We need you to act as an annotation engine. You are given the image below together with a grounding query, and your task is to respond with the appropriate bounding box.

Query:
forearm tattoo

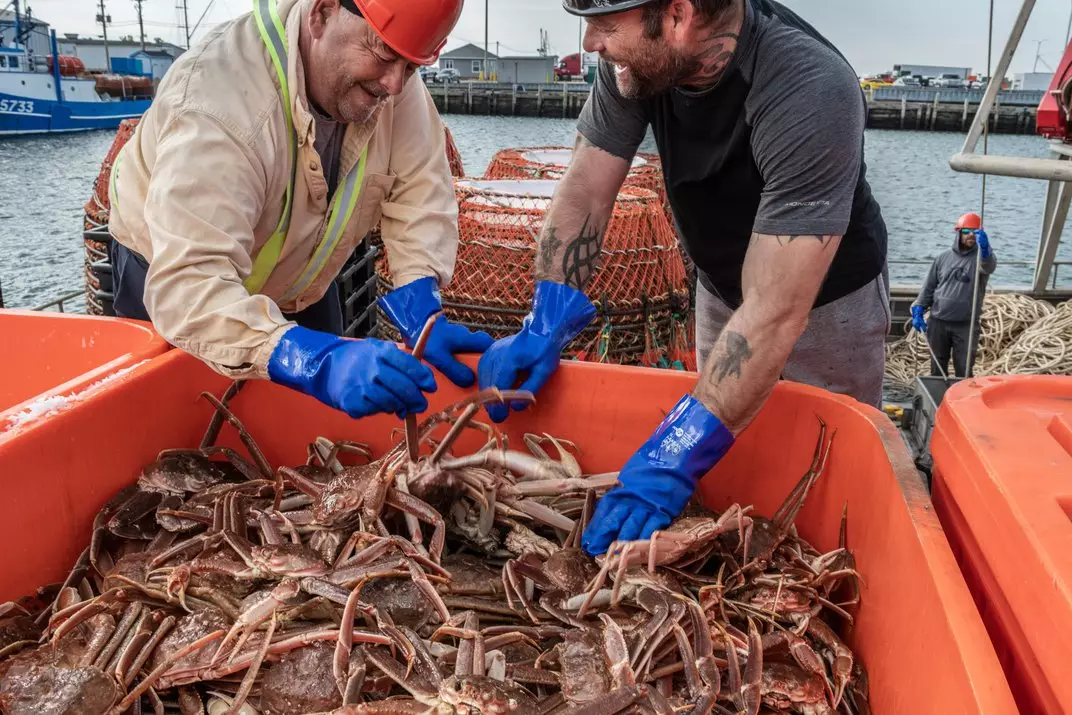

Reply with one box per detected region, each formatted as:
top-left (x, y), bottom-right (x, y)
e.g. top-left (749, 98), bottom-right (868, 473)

top-left (711, 331), bottom-right (753, 385)
top-left (561, 215), bottom-right (603, 290)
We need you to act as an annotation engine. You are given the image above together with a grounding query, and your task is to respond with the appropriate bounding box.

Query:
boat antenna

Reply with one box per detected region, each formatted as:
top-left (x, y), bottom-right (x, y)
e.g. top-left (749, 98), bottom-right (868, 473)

top-left (967, 0), bottom-right (996, 378)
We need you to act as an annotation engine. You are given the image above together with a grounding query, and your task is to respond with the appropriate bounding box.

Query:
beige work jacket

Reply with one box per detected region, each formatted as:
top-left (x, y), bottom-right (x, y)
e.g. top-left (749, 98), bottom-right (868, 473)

top-left (109, 0), bottom-right (457, 379)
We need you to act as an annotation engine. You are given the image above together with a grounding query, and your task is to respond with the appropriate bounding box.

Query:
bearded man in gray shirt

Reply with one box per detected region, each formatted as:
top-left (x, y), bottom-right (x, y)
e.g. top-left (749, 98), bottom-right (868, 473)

top-left (478, 0), bottom-right (891, 554)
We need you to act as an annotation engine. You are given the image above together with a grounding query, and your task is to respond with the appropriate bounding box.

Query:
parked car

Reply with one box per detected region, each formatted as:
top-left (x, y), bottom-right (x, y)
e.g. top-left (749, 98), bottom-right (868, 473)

top-left (420, 67), bottom-right (438, 84)
top-left (893, 76), bottom-right (922, 87)
top-left (436, 68), bottom-right (460, 84)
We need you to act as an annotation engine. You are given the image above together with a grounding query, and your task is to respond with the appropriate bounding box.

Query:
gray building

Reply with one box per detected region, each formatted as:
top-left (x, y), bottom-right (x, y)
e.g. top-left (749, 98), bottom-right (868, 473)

top-left (0, 10), bottom-right (51, 57)
top-left (438, 43), bottom-right (497, 79)
top-left (58, 34), bottom-right (185, 74)
top-left (497, 55), bottom-right (557, 85)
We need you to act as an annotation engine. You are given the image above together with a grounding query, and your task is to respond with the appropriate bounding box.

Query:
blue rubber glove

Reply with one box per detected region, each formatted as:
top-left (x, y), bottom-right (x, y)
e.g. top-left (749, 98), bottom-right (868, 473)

top-left (477, 281), bottom-right (597, 423)
top-left (268, 326), bottom-right (437, 419)
top-left (975, 229), bottom-right (992, 260)
top-left (581, 394), bottom-right (735, 557)
top-left (378, 276), bottom-right (494, 388)
top-left (911, 305), bottom-right (927, 333)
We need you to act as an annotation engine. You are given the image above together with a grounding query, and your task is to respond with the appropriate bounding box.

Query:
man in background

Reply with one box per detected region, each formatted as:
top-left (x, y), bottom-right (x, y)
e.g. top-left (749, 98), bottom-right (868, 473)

top-left (912, 212), bottom-right (998, 378)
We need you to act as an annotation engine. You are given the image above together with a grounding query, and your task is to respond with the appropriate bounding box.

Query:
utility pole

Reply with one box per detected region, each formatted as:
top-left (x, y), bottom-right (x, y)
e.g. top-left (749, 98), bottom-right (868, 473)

top-left (133, 0), bottom-right (146, 51)
top-left (96, 0), bottom-right (112, 69)
top-left (483, 0), bottom-right (488, 81)
top-left (179, 0), bottom-right (191, 49)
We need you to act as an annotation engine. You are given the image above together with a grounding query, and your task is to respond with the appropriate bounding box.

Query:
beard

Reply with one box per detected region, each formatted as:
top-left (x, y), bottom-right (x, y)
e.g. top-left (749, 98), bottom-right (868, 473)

top-left (609, 44), bottom-right (702, 100)
top-left (334, 77), bottom-right (388, 124)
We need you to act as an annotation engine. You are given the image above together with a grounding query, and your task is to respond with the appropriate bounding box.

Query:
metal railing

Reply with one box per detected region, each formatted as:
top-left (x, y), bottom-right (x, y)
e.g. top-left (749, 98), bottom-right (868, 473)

top-left (31, 290), bottom-right (83, 313)
top-left (887, 258), bottom-right (1072, 290)
top-left (870, 86), bottom-right (1045, 106)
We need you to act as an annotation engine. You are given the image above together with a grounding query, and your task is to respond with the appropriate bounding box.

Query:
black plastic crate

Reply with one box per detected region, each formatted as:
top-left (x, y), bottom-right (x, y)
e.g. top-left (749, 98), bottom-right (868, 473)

top-left (336, 238), bottom-right (380, 339)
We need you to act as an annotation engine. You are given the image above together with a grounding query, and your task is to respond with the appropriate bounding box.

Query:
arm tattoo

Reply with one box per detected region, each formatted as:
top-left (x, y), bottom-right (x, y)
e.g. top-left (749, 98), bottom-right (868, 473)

top-left (537, 225), bottom-right (562, 279)
top-left (773, 234), bottom-right (835, 247)
top-left (711, 331), bottom-right (753, 384)
top-left (560, 215), bottom-right (604, 290)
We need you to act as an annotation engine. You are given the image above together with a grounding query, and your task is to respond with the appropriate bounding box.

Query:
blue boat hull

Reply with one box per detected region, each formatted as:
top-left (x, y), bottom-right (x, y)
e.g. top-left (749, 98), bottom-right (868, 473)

top-left (0, 93), bottom-right (151, 135)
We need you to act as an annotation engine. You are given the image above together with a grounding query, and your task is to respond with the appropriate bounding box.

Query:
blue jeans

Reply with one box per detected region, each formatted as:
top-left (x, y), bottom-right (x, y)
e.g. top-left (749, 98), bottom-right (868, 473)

top-left (108, 240), bottom-right (343, 335)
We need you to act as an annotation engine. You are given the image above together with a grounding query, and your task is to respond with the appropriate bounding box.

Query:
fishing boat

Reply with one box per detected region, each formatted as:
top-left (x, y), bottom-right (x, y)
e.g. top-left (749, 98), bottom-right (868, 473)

top-left (0, 29), bottom-right (152, 136)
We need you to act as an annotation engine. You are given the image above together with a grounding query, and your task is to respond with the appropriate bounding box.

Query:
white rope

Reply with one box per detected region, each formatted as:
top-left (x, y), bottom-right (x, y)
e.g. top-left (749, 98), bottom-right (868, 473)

top-left (885, 293), bottom-right (1064, 393)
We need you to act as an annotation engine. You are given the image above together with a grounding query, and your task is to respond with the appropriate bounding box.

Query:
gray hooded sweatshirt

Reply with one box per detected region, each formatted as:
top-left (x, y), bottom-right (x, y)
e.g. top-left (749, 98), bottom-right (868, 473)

top-left (913, 234), bottom-right (998, 323)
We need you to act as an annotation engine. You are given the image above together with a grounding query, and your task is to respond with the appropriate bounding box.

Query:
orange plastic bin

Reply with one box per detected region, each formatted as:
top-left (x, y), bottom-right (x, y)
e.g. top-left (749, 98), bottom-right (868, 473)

top-left (0, 310), bottom-right (169, 438)
top-left (931, 375), bottom-right (1072, 714)
top-left (0, 351), bottom-right (1017, 714)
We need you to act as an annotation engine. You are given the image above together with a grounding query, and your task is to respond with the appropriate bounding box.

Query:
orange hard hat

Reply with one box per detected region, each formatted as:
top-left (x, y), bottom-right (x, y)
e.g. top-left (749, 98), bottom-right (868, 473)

top-left (956, 212), bottom-right (983, 231)
top-left (350, 0), bottom-right (462, 66)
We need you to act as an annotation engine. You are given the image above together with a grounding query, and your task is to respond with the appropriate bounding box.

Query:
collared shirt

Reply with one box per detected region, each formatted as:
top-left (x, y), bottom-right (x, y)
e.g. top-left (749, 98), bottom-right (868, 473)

top-left (109, 0), bottom-right (458, 379)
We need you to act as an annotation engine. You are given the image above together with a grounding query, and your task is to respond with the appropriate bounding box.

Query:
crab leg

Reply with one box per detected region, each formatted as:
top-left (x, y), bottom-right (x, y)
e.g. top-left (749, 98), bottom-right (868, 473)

top-left (405, 314), bottom-right (440, 463)
top-left (123, 613), bottom-right (177, 688)
top-left (112, 629), bottom-right (226, 714)
top-left (48, 588), bottom-right (126, 645)
top-left (384, 487), bottom-right (446, 561)
top-left (95, 601), bottom-right (145, 670)
top-left (225, 616), bottom-right (276, 715)
top-left (212, 578), bottom-right (300, 665)
top-left (199, 379), bottom-right (246, 449)
top-left (335, 582), bottom-right (364, 697)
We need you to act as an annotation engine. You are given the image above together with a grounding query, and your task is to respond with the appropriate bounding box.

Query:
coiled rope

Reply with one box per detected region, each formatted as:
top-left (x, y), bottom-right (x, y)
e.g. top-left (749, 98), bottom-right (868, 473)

top-left (884, 293), bottom-right (1068, 394)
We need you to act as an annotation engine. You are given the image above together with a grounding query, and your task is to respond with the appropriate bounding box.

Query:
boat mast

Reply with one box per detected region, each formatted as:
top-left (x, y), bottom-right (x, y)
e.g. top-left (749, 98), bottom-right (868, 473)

top-left (12, 0), bottom-right (21, 50)
top-left (49, 29), bottom-right (62, 105)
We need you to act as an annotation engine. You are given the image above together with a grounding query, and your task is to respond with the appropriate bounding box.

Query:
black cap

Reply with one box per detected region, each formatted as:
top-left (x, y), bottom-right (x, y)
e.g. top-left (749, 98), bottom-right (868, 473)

top-left (339, 0), bottom-right (364, 17)
top-left (562, 0), bottom-right (659, 17)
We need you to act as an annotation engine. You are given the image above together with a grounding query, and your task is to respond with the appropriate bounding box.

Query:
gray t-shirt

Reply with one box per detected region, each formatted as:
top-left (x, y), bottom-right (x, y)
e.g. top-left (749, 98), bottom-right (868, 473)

top-left (577, 0), bottom-right (886, 308)
top-left (312, 110), bottom-right (345, 196)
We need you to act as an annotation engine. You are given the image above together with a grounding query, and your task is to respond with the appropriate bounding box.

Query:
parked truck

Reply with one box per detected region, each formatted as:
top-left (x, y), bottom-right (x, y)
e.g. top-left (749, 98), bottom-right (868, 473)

top-left (556, 52), bottom-right (598, 83)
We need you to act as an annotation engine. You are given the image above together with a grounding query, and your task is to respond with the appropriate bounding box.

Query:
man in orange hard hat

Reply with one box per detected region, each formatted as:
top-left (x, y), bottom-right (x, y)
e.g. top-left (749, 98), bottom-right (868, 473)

top-left (911, 212), bottom-right (998, 378)
top-left (108, 0), bottom-right (495, 421)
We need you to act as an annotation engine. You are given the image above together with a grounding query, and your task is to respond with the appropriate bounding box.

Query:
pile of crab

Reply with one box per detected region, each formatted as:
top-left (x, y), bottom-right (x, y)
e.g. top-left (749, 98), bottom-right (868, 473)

top-left (0, 381), bottom-right (868, 715)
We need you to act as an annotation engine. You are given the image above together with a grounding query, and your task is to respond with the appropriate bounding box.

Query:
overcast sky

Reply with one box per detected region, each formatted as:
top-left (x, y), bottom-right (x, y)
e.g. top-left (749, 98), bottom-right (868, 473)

top-left (26, 0), bottom-right (1072, 77)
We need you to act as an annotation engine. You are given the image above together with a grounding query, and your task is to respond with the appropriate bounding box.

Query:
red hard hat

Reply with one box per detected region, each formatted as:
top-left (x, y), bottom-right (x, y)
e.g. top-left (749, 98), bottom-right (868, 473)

top-left (352, 0), bottom-right (463, 66)
top-left (956, 212), bottom-right (983, 231)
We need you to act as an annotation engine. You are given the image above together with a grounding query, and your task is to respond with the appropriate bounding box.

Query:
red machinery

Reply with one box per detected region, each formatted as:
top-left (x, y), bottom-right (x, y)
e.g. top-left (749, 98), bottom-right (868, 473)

top-left (1037, 40), bottom-right (1072, 141)
top-left (45, 55), bottom-right (85, 77)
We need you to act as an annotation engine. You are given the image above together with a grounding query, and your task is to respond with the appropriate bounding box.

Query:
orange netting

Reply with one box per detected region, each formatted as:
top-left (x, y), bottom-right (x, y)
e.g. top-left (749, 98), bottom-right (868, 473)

top-left (445, 124), bottom-right (465, 178)
top-left (83, 118), bottom-right (140, 315)
top-left (484, 146), bottom-right (690, 280)
top-left (375, 179), bottom-right (695, 370)
top-left (84, 118), bottom-right (140, 231)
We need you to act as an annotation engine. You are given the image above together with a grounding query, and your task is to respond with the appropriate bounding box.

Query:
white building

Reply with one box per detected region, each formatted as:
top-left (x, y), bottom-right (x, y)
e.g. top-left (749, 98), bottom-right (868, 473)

top-left (1013, 72), bottom-right (1053, 91)
top-left (132, 49), bottom-right (178, 81)
top-left (57, 35), bottom-right (184, 75)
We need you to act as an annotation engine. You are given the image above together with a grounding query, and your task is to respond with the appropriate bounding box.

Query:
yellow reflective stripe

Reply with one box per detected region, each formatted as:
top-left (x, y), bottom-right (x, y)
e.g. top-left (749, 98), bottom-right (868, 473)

top-left (108, 144), bottom-right (122, 212)
top-left (245, 0), bottom-right (297, 295)
top-left (281, 147), bottom-right (368, 302)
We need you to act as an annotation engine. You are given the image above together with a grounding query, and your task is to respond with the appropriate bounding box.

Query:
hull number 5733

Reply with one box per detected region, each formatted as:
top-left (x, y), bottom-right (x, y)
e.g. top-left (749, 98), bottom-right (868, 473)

top-left (0, 99), bottom-right (35, 114)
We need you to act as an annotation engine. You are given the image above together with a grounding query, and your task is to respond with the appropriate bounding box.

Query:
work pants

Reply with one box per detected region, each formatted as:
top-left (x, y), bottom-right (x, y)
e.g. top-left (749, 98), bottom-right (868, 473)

top-left (109, 239), bottom-right (344, 335)
top-left (926, 317), bottom-right (978, 379)
top-left (694, 267), bottom-right (891, 410)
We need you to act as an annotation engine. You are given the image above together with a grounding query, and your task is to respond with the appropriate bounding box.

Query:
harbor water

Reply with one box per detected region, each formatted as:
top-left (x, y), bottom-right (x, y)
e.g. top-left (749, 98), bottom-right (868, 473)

top-left (1, 116), bottom-right (1070, 311)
